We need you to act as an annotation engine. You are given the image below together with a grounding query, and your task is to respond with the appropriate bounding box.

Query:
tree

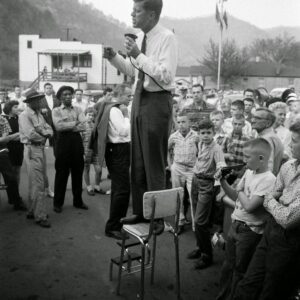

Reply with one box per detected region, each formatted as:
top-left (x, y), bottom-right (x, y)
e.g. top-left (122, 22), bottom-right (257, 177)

top-left (201, 39), bottom-right (249, 86)
top-left (250, 33), bottom-right (298, 72)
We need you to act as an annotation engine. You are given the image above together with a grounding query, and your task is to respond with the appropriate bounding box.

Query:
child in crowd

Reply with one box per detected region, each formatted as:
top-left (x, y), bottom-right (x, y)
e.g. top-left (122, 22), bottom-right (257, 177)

top-left (187, 119), bottom-right (226, 269)
top-left (286, 95), bottom-right (300, 127)
top-left (82, 107), bottom-right (102, 195)
top-left (243, 97), bottom-right (255, 123)
top-left (216, 138), bottom-right (276, 300)
top-left (223, 113), bottom-right (250, 167)
top-left (223, 100), bottom-right (253, 138)
top-left (168, 113), bottom-right (199, 234)
top-left (210, 110), bottom-right (227, 146)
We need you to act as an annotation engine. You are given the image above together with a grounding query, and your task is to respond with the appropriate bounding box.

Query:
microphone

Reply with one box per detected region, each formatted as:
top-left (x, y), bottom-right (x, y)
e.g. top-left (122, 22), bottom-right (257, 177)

top-left (124, 33), bottom-right (138, 41)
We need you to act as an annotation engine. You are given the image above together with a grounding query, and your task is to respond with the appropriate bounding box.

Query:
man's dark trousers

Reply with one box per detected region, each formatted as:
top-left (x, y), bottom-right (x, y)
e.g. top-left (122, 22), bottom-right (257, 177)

top-left (0, 152), bottom-right (22, 205)
top-left (105, 142), bottom-right (130, 232)
top-left (131, 89), bottom-right (173, 216)
top-left (233, 216), bottom-right (300, 300)
top-left (54, 132), bottom-right (84, 208)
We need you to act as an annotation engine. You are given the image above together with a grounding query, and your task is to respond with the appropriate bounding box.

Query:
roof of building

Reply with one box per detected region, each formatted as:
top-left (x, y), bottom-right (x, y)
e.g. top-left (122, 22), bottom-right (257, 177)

top-left (38, 49), bottom-right (90, 56)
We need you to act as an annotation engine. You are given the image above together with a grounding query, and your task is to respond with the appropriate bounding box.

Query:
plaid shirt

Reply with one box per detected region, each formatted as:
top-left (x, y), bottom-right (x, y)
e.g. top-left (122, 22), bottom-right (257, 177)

top-left (0, 115), bottom-right (11, 150)
top-left (222, 132), bottom-right (250, 166)
top-left (214, 129), bottom-right (227, 147)
top-left (168, 129), bottom-right (199, 167)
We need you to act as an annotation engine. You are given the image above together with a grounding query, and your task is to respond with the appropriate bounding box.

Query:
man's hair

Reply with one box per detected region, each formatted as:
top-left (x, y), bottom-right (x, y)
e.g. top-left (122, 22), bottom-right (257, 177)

top-left (233, 112), bottom-right (245, 121)
top-left (243, 97), bottom-right (254, 104)
top-left (198, 119), bottom-right (214, 131)
top-left (289, 119), bottom-right (300, 135)
top-left (85, 107), bottom-right (97, 116)
top-left (210, 110), bottom-right (224, 119)
top-left (74, 89), bottom-right (83, 94)
top-left (256, 107), bottom-right (276, 126)
top-left (44, 82), bottom-right (52, 89)
top-left (134, 0), bottom-right (163, 20)
top-left (231, 100), bottom-right (245, 111)
top-left (244, 138), bottom-right (271, 160)
top-left (192, 83), bottom-right (204, 92)
top-left (103, 87), bottom-right (113, 95)
top-left (14, 85), bottom-right (20, 89)
top-left (243, 88), bottom-right (255, 96)
top-left (3, 100), bottom-right (19, 115)
top-left (268, 102), bottom-right (287, 112)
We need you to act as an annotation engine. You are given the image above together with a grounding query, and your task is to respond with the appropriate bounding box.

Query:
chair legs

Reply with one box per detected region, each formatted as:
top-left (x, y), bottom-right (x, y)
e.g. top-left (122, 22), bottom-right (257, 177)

top-left (150, 234), bottom-right (157, 285)
top-left (174, 233), bottom-right (181, 300)
top-left (139, 243), bottom-right (146, 300)
top-left (116, 236), bottom-right (126, 295)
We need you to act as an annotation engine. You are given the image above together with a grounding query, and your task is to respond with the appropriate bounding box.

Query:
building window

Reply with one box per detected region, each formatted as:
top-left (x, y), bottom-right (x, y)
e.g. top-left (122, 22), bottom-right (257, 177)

top-left (27, 40), bottom-right (32, 48)
top-left (117, 69), bottom-right (121, 76)
top-left (243, 77), bottom-right (248, 81)
top-left (72, 54), bottom-right (92, 68)
top-left (52, 56), bottom-right (63, 69)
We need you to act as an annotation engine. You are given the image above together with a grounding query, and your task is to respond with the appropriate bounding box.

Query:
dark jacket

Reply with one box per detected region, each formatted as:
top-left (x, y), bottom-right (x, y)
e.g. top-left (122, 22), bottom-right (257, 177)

top-left (40, 95), bottom-right (60, 127)
top-left (89, 101), bottom-right (120, 166)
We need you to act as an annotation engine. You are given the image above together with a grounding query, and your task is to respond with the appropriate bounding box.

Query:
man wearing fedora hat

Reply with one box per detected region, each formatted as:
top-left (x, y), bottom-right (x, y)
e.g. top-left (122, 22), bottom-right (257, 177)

top-left (19, 90), bottom-right (53, 227)
top-left (52, 85), bottom-right (88, 212)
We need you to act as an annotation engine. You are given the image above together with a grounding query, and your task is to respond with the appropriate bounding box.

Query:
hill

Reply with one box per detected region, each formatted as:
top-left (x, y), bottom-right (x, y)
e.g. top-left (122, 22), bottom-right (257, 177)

top-left (1, 0), bottom-right (300, 79)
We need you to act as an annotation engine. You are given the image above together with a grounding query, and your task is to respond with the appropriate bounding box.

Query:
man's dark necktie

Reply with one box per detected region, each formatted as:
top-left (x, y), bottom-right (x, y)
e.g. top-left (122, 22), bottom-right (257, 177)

top-left (133, 34), bottom-right (147, 113)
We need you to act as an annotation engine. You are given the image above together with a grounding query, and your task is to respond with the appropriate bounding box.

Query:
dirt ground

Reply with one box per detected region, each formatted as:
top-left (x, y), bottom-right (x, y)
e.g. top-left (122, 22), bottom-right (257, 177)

top-left (0, 147), bottom-right (224, 300)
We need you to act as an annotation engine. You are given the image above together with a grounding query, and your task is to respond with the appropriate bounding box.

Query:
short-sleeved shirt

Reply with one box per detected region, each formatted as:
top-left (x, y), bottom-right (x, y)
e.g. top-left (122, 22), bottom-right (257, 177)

top-left (0, 115), bottom-right (11, 150)
top-left (232, 169), bottom-right (276, 234)
top-left (193, 139), bottom-right (226, 178)
top-left (168, 129), bottom-right (199, 167)
top-left (223, 132), bottom-right (250, 166)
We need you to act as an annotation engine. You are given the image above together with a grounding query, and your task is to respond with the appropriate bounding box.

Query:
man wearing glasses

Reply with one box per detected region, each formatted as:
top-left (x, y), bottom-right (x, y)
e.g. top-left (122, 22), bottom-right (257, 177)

top-left (251, 108), bottom-right (284, 175)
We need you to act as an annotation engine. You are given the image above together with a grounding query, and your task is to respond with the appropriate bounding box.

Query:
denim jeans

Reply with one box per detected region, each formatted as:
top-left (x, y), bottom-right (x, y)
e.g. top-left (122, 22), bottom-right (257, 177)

top-left (233, 217), bottom-right (300, 300)
top-left (216, 220), bottom-right (262, 300)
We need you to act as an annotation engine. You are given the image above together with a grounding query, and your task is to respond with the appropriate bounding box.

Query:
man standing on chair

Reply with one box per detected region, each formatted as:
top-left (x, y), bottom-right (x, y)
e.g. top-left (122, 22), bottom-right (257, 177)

top-left (103, 0), bottom-right (178, 230)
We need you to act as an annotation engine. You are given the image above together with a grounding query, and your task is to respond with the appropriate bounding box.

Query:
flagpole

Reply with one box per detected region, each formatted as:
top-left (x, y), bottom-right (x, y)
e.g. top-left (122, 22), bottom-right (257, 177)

top-left (217, 0), bottom-right (223, 90)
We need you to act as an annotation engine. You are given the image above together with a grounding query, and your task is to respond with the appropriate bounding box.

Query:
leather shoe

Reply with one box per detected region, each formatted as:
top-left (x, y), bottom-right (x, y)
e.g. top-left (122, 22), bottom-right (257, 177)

top-left (105, 230), bottom-right (128, 240)
top-left (36, 219), bottom-right (51, 228)
top-left (74, 203), bottom-right (88, 210)
top-left (153, 219), bottom-right (165, 235)
top-left (14, 202), bottom-right (27, 211)
top-left (26, 211), bottom-right (34, 219)
top-left (194, 256), bottom-right (212, 270)
top-left (187, 249), bottom-right (201, 260)
top-left (53, 206), bottom-right (62, 213)
top-left (177, 225), bottom-right (185, 235)
top-left (120, 214), bottom-right (146, 224)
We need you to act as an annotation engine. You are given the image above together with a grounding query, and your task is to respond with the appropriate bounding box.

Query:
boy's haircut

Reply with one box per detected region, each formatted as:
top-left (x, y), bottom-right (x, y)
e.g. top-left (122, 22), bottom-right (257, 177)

top-left (231, 100), bottom-right (245, 111)
top-left (103, 87), bottom-right (112, 95)
top-left (74, 88), bottom-right (83, 93)
top-left (133, 0), bottom-right (163, 20)
top-left (233, 112), bottom-right (245, 121)
top-left (289, 119), bottom-right (300, 134)
top-left (3, 100), bottom-right (19, 115)
top-left (243, 97), bottom-right (254, 104)
top-left (244, 138), bottom-right (271, 160)
top-left (44, 82), bottom-right (52, 88)
top-left (198, 119), bottom-right (214, 131)
top-left (269, 101), bottom-right (287, 112)
top-left (243, 88), bottom-right (255, 96)
top-left (210, 110), bottom-right (224, 119)
top-left (85, 107), bottom-right (97, 116)
top-left (192, 83), bottom-right (204, 92)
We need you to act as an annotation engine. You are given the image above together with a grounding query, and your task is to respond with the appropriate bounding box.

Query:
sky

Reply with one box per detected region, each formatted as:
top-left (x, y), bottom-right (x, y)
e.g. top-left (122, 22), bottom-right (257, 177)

top-left (83, 0), bottom-right (300, 29)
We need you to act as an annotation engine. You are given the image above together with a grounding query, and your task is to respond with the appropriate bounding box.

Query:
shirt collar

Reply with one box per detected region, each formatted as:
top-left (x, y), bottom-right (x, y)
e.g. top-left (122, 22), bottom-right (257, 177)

top-left (145, 23), bottom-right (161, 39)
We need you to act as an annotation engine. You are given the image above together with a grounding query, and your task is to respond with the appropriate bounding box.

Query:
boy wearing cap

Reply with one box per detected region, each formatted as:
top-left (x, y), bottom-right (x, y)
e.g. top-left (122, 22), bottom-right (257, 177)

top-left (19, 90), bottom-right (53, 227)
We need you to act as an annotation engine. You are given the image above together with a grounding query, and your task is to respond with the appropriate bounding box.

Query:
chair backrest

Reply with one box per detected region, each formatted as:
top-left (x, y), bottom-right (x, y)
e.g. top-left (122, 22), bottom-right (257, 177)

top-left (143, 187), bottom-right (184, 220)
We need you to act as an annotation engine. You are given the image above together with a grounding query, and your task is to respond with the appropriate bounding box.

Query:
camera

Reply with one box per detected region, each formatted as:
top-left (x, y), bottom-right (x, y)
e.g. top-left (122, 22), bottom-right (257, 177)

top-left (220, 163), bottom-right (246, 178)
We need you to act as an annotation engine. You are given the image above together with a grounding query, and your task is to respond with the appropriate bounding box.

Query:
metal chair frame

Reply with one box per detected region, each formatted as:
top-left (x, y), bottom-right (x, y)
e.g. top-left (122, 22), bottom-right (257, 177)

top-left (115, 187), bottom-right (183, 300)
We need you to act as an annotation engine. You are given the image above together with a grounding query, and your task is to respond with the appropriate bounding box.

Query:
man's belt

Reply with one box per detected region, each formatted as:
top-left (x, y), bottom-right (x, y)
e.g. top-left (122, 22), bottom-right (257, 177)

top-left (25, 142), bottom-right (45, 146)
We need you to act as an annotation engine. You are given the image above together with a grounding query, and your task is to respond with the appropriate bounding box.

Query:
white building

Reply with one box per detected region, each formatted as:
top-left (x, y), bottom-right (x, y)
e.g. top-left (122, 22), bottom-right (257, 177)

top-left (19, 34), bottom-right (128, 91)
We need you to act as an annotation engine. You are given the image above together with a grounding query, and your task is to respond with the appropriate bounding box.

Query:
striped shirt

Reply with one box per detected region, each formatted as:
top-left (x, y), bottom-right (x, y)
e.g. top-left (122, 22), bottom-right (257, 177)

top-left (168, 129), bottom-right (199, 167)
top-left (223, 132), bottom-right (250, 166)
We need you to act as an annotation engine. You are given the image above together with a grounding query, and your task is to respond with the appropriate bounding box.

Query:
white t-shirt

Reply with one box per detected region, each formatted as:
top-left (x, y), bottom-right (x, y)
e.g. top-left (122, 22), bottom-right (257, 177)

top-left (232, 169), bottom-right (276, 233)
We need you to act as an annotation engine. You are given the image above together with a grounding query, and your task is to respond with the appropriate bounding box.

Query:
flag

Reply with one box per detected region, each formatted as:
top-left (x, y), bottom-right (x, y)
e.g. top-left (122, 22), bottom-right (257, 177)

top-left (215, 0), bottom-right (228, 30)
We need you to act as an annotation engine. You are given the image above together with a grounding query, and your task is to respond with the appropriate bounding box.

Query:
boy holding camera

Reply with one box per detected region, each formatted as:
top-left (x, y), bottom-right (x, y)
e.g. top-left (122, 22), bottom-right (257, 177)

top-left (216, 138), bottom-right (276, 300)
top-left (187, 120), bottom-right (226, 269)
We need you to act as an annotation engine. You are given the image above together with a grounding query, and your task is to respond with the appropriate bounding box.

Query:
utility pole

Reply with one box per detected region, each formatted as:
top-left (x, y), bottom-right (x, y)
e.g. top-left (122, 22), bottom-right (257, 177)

top-left (62, 27), bottom-right (74, 41)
